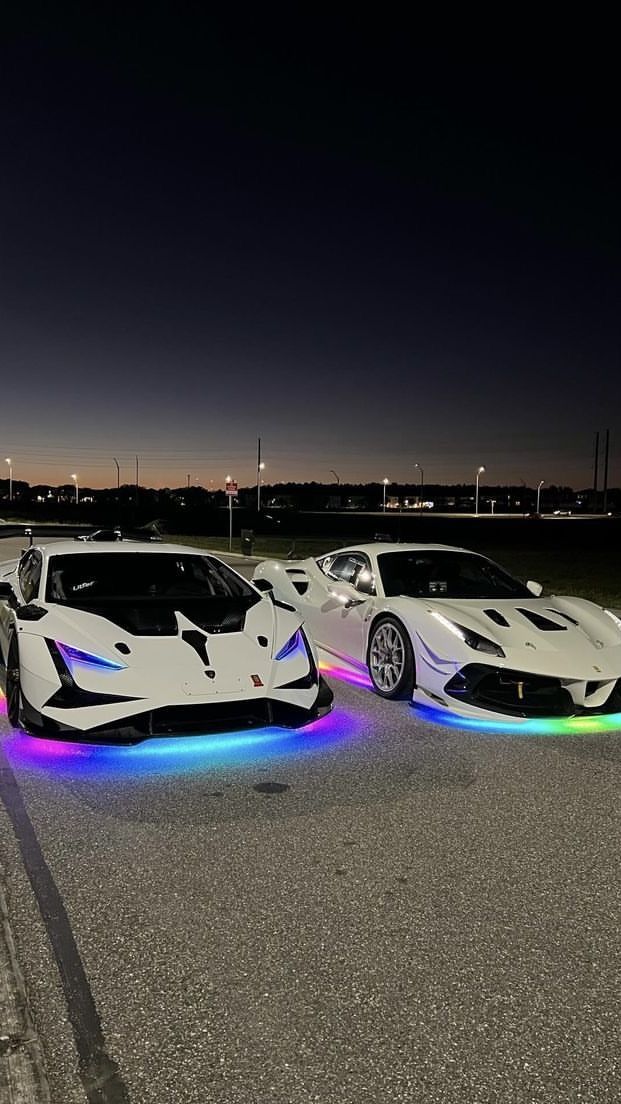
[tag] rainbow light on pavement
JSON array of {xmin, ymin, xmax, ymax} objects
[
  {"xmin": 0, "ymin": 699, "xmax": 360, "ymax": 778},
  {"xmin": 413, "ymin": 702, "xmax": 621, "ymax": 737},
  {"xmin": 318, "ymin": 659, "xmax": 373, "ymax": 691}
]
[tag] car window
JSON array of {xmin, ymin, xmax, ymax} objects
[
  {"xmin": 320, "ymin": 552, "xmax": 375, "ymax": 593},
  {"xmin": 18, "ymin": 550, "xmax": 43, "ymax": 604},
  {"xmin": 44, "ymin": 553, "xmax": 259, "ymax": 604},
  {"xmin": 377, "ymin": 551, "xmax": 531, "ymax": 599}
]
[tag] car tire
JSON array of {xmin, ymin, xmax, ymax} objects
[
  {"xmin": 367, "ymin": 616, "xmax": 415, "ymax": 700},
  {"xmin": 6, "ymin": 634, "xmax": 22, "ymax": 729}
]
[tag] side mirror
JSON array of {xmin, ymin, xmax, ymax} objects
[
  {"xmin": 0, "ymin": 581, "xmax": 18, "ymax": 608},
  {"xmin": 527, "ymin": 580, "xmax": 543, "ymax": 597},
  {"xmin": 329, "ymin": 588, "xmax": 364, "ymax": 610},
  {"xmin": 253, "ymin": 578, "xmax": 273, "ymax": 593}
]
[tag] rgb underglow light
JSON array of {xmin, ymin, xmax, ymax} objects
[
  {"xmin": 0, "ymin": 694, "xmax": 359, "ymax": 778},
  {"xmin": 413, "ymin": 702, "xmax": 621, "ymax": 737},
  {"xmin": 319, "ymin": 659, "xmax": 373, "ymax": 691},
  {"xmin": 0, "ymin": 689, "xmax": 6, "ymax": 717}
]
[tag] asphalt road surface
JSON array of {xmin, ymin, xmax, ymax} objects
[{"xmin": 1, "ymin": 539, "xmax": 621, "ymax": 1103}]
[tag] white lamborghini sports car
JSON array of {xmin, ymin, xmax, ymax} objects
[
  {"xmin": 0, "ymin": 542, "xmax": 332, "ymax": 743},
  {"xmin": 253, "ymin": 543, "xmax": 621, "ymax": 720}
]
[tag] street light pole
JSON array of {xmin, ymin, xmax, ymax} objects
[
  {"xmin": 5, "ymin": 458, "xmax": 12, "ymax": 501},
  {"xmin": 226, "ymin": 474, "xmax": 234, "ymax": 551},
  {"xmin": 382, "ymin": 477, "xmax": 390, "ymax": 512},
  {"xmin": 537, "ymin": 479, "xmax": 544, "ymax": 514},
  {"xmin": 113, "ymin": 457, "xmax": 120, "ymax": 489},
  {"xmin": 71, "ymin": 473, "xmax": 79, "ymax": 505},
  {"xmin": 330, "ymin": 470, "xmax": 340, "ymax": 485},
  {"xmin": 475, "ymin": 466, "xmax": 485, "ymax": 516},
  {"xmin": 256, "ymin": 437, "xmax": 266, "ymax": 512},
  {"xmin": 414, "ymin": 462, "xmax": 424, "ymax": 505}
]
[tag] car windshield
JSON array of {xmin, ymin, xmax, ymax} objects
[
  {"xmin": 45, "ymin": 553, "xmax": 257, "ymax": 604},
  {"xmin": 377, "ymin": 550, "xmax": 532, "ymax": 600}
]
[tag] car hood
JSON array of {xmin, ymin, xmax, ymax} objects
[
  {"xmin": 390, "ymin": 595, "xmax": 621, "ymax": 679},
  {"xmin": 21, "ymin": 595, "xmax": 302, "ymax": 661}
]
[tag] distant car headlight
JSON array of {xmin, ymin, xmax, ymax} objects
[
  {"xmin": 56, "ymin": 642, "xmax": 127, "ymax": 669},
  {"xmin": 275, "ymin": 629, "xmax": 304, "ymax": 661},
  {"xmin": 430, "ymin": 611, "xmax": 505, "ymax": 657},
  {"xmin": 604, "ymin": 609, "xmax": 621, "ymax": 633}
]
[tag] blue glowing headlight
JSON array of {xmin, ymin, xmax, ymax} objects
[
  {"xmin": 275, "ymin": 629, "xmax": 303, "ymax": 661},
  {"xmin": 55, "ymin": 642, "xmax": 126, "ymax": 670}
]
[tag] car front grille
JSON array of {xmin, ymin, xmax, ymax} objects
[{"xmin": 445, "ymin": 664, "xmax": 574, "ymax": 717}]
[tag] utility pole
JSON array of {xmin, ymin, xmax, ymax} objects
[
  {"xmin": 135, "ymin": 455, "xmax": 139, "ymax": 505},
  {"xmin": 187, "ymin": 473, "xmax": 191, "ymax": 489},
  {"xmin": 603, "ymin": 428, "xmax": 610, "ymax": 515},
  {"xmin": 257, "ymin": 436, "xmax": 262, "ymax": 511},
  {"xmin": 593, "ymin": 431, "xmax": 599, "ymax": 512}
]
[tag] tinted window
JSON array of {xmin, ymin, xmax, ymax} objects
[
  {"xmin": 377, "ymin": 551, "xmax": 531, "ymax": 600},
  {"xmin": 320, "ymin": 553, "xmax": 370, "ymax": 585},
  {"xmin": 45, "ymin": 553, "xmax": 257, "ymax": 604},
  {"xmin": 18, "ymin": 550, "xmax": 43, "ymax": 604}
]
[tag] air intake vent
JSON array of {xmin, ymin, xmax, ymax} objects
[
  {"xmin": 517, "ymin": 609, "xmax": 567, "ymax": 631},
  {"xmin": 548, "ymin": 609, "xmax": 579, "ymax": 626},
  {"xmin": 484, "ymin": 609, "xmax": 510, "ymax": 627}
]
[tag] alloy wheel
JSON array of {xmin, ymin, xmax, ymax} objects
[{"xmin": 369, "ymin": 622, "xmax": 407, "ymax": 693}]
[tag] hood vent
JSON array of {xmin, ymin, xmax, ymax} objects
[
  {"xmin": 484, "ymin": 609, "xmax": 510, "ymax": 627},
  {"xmin": 548, "ymin": 608, "xmax": 579, "ymax": 626},
  {"xmin": 181, "ymin": 630, "xmax": 211, "ymax": 665},
  {"xmin": 517, "ymin": 608, "xmax": 567, "ymax": 632}
]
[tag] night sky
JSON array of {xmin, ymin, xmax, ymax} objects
[{"xmin": 1, "ymin": 11, "xmax": 618, "ymax": 490}]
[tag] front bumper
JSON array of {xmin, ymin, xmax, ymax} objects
[
  {"xmin": 20, "ymin": 675, "xmax": 333, "ymax": 744},
  {"xmin": 443, "ymin": 663, "xmax": 621, "ymax": 718}
]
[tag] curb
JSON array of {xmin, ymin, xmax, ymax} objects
[{"xmin": 0, "ymin": 876, "xmax": 51, "ymax": 1103}]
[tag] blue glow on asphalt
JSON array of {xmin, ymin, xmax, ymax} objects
[
  {"xmin": 0, "ymin": 699, "xmax": 360, "ymax": 778},
  {"xmin": 412, "ymin": 702, "xmax": 621, "ymax": 736}
]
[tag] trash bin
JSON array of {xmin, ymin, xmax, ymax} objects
[{"xmin": 241, "ymin": 528, "xmax": 255, "ymax": 556}]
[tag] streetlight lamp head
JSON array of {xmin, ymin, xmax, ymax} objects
[
  {"xmin": 478, "ymin": 466, "xmax": 485, "ymax": 475},
  {"xmin": 71, "ymin": 473, "xmax": 77, "ymax": 480},
  {"xmin": 5, "ymin": 458, "xmax": 10, "ymax": 464},
  {"xmin": 383, "ymin": 477, "xmax": 390, "ymax": 485}
]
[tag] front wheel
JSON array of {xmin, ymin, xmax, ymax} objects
[
  {"xmin": 367, "ymin": 616, "xmax": 415, "ymax": 700},
  {"xmin": 6, "ymin": 636, "xmax": 22, "ymax": 728}
]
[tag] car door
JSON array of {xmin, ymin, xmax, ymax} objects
[
  {"xmin": 0, "ymin": 549, "xmax": 41, "ymax": 661},
  {"xmin": 307, "ymin": 552, "xmax": 376, "ymax": 663}
]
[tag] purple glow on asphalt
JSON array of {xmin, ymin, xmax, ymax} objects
[
  {"xmin": 319, "ymin": 659, "xmax": 373, "ymax": 691},
  {"xmin": 0, "ymin": 703, "xmax": 360, "ymax": 778}
]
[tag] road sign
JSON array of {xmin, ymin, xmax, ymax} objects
[{"xmin": 225, "ymin": 480, "xmax": 238, "ymax": 496}]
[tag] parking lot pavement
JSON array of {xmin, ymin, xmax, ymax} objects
[
  {"xmin": 2, "ymin": 667, "xmax": 621, "ymax": 1104},
  {"xmin": 0, "ymin": 879, "xmax": 51, "ymax": 1102},
  {"xmin": 2, "ymin": 533, "xmax": 621, "ymax": 1102}
]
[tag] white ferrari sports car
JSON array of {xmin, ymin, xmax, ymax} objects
[
  {"xmin": 253, "ymin": 543, "xmax": 621, "ymax": 720},
  {"xmin": 0, "ymin": 542, "xmax": 332, "ymax": 742}
]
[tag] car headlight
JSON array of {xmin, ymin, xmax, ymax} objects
[
  {"xmin": 55, "ymin": 642, "xmax": 127, "ymax": 669},
  {"xmin": 275, "ymin": 629, "xmax": 303, "ymax": 661},
  {"xmin": 430, "ymin": 611, "xmax": 505, "ymax": 657},
  {"xmin": 604, "ymin": 609, "xmax": 621, "ymax": 633}
]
